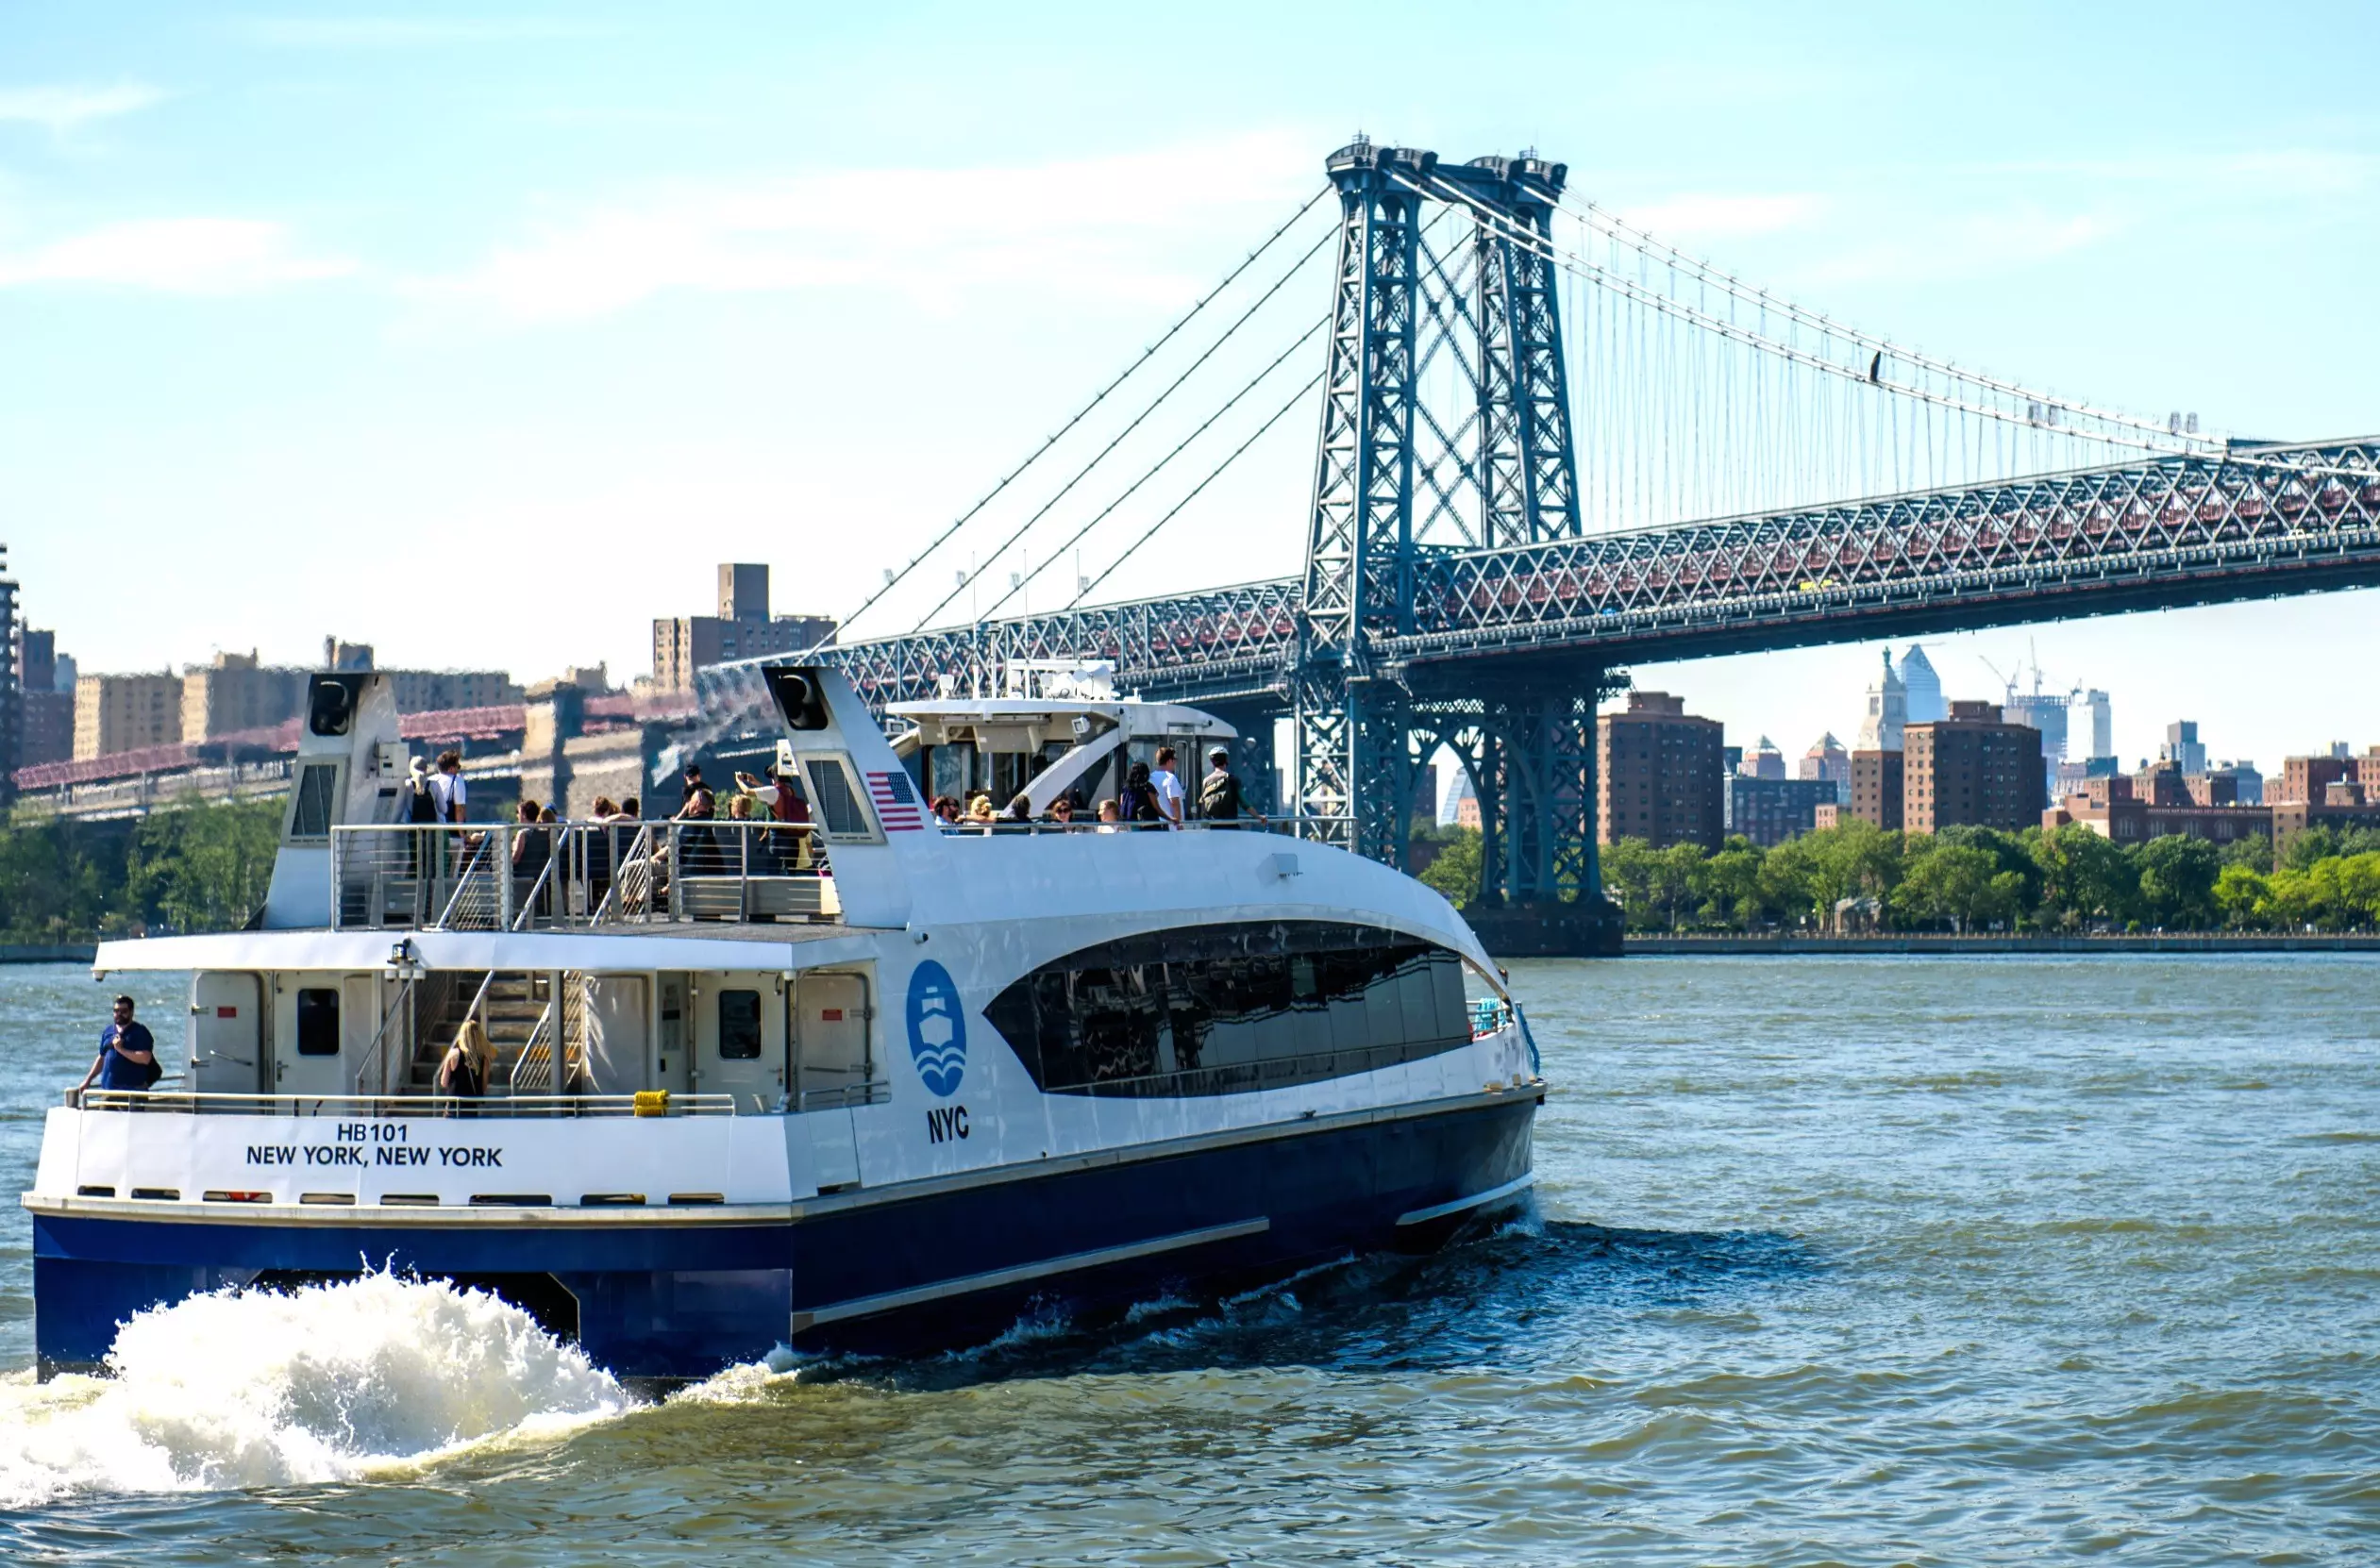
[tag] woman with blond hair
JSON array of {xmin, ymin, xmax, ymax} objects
[{"xmin": 437, "ymin": 1017, "xmax": 494, "ymax": 1105}]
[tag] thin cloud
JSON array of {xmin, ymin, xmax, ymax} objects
[
  {"xmin": 411, "ymin": 132, "xmax": 1320, "ymax": 325},
  {"xmin": 0, "ymin": 217, "xmax": 354, "ymax": 292},
  {"xmin": 239, "ymin": 16, "xmax": 616, "ymax": 47},
  {"xmin": 1799, "ymin": 207, "xmax": 2125, "ymax": 288},
  {"xmin": 0, "ymin": 83, "xmax": 164, "ymax": 133}
]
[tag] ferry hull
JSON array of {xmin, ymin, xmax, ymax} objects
[{"xmin": 33, "ymin": 1097, "xmax": 1535, "ymax": 1379}]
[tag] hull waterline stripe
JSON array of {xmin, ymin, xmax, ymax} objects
[
  {"xmin": 1395, "ymin": 1172, "xmax": 1535, "ymax": 1228},
  {"xmin": 788, "ymin": 1216, "xmax": 1270, "ymax": 1332}
]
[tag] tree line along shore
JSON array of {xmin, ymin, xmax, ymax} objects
[{"xmin": 1417, "ymin": 819, "xmax": 2380, "ymax": 936}]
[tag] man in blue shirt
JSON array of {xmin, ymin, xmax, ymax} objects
[{"xmin": 76, "ymin": 995, "xmax": 159, "ymax": 1094}]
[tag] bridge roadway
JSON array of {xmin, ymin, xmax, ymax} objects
[{"xmin": 825, "ymin": 438, "xmax": 2380, "ymax": 708}]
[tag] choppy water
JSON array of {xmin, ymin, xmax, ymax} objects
[{"xmin": 1, "ymin": 956, "xmax": 2373, "ymax": 1563}]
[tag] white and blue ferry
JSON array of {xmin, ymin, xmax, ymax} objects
[{"xmin": 25, "ymin": 666, "xmax": 1542, "ymax": 1378}]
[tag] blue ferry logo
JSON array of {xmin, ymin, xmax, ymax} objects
[{"xmin": 906, "ymin": 959, "xmax": 966, "ymax": 1097}]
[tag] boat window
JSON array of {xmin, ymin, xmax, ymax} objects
[
  {"xmin": 717, "ymin": 990, "xmax": 763, "ymax": 1059},
  {"xmin": 981, "ymin": 921, "xmax": 1470, "ymax": 1097},
  {"xmin": 289, "ymin": 764, "xmax": 340, "ymax": 841},
  {"xmin": 801, "ymin": 756, "xmax": 872, "ymax": 840},
  {"xmin": 295, "ymin": 988, "xmax": 341, "ymax": 1056}
]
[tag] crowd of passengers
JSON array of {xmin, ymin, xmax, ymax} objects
[{"xmin": 930, "ymin": 746, "xmax": 1262, "ymax": 833}]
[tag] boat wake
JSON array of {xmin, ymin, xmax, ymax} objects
[{"xmin": 0, "ymin": 1274, "xmax": 633, "ymax": 1507}]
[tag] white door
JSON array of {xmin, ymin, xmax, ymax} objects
[
  {"xmin": 191, "ymin": 973, "xmax": 262, "ymax": 1093},
  {"xmin": 696, "ymin": 973, "xmax": 785, "ymax": 1111},
  {"xmin": 794, "ymin": 972, "xmax": 873, "ymax": 1109},
  {"xmin": 582, "ymin": 976, "xmax": 649, "ymax": 1094},
  {"xmin": 276, "ymin": 977, "xmax": 352, "ymax": 1098}
]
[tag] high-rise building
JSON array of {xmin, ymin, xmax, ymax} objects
[
  {"xmin": 2076, "ymin": 690, "xmax": 2112, "ymax": 762},
  {"xmin": 1848, "ymin": 749, "xmax": 1904, "ymax": 829},
  {"xmin": 1855, "ymin": 650, "xmax": 1905, "ymax": 752},
  {"xmin": 2002, "ymin": 690, "xmax": 2070, "ymax": 800},
  {"xmin": 1597, "ymin": 692, "xmax": 1725, "ymax": 850},
  {"xmin": 1904, "ymin": 700, "xmax": 2047, "ymax": 833},
  {"xmin": 1740, "ymin": 736, "xmax": 1786, "ymax": 780},
  {"xmin": 652, "ymin": 562, "xmax": 839, "ymax": 691},
  {"xmin": 74, "ymin": 672, "xmax": 184, "ymax": 759},
  {"xmin": 1900, "ymin": 643, "xmax": 1945, "ymax": 726},
  {"xmin": 181, "ymin": 650, "xmax": 309, "ymax": 741},
  {"xmin": 2206, "ymin": 760, "xmax": 2262, "ymax": 806},
  {"xmin": 2161, "ymin": 721, "xmax": 2208, "ymax": 776},
  {"xmin": 1800, "ymin": 732, "xmax": 1850, "ymax": 796},
  {"xmin": 13, "ymin": 627, "xmax": 70, "ymax": 767}
]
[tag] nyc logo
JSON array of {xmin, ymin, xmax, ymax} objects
[{"xmin": 905, "ymin": 959, "xmax": 967, "ymax": 1097}]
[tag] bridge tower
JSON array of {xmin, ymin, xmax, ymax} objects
[{"xmin": 1293, "ymin": 141, "xmax": 1617, "ymax": 932}]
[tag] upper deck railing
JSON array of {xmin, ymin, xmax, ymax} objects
[{"xmin": 330, "ymin": 812, "xmax": 1354, "ymax": 931}]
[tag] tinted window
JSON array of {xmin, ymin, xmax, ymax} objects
[
  {"xmin": 290, "ymin": 764, "xmax": 339, "ymax": 840},
  {"xmin": 982, "ymin": 922, "xmax": 1470, "ymax": 1097},
  {"xmin": 801, "ymin": 758, "xmax": 869, "ymax": 839},
  {"xmin": 717, "ymin": 990, "xmax": 763, "ymax": 1059},
  {"xmin": 296, "ymin": 988, "xmax": 340, "ymax": 1056}
]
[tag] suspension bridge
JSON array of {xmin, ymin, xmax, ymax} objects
[{"xmin": 696, "ymin": 139, "xmax": 2380, "ymax": 944}]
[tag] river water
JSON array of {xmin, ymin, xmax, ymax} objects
[{"xmin": 0, "ymin": 956, "xmax": 2372, "ymax": 1563}]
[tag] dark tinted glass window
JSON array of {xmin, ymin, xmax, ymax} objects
[
  {"xmin": 982, "ymin": 921, "xmax": 1470, "ymax": 1097},
  {"xmin": 718, "ymin": 990, "xmax": 763, "ymax": 1059},
  {"xmin": 802, "ymin": 758, "xmax": 869, "ymax": 839},
  {"xmin": 296, "ymin": 988, "xmax": 341, "ymax": 1056},
  {"xmin": 291, "ymin": 764, "xmax": 339, "ymax": 840}
]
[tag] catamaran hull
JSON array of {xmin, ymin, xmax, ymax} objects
[{"xmin": 32, "ymin": 1096, "xmax": 1535, "ymax": 1378}]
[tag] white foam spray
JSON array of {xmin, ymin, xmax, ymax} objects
[{"xmin": 0, "ymin": 1275, "xmax": 633, "ymax": 1507}]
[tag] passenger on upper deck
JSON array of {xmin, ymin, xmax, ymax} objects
[
  {"xmin": 75, "ymin": 995, "xmax": 159, "ymax": 1095},
  {"xmin": 930, "ymin": 794, "xmax": 963, "ymax": 826},
  {"xmin": 1151, "ymin": 747, "xmax": 1186, "ymax": 829},
  {"xmin": 429, "ymin": 750, "xmax": 467, "ymax": 823},
  {"xmin": 1124, "ymin": 762, "xmax": 1165, "ymax": 827},
  {"xmin": 1198, "ymin": 748, "xmax": 1259, "ymax": 827},
  {"xmin": 1042, "ymin": 795, "xmax": 1077, "ymax": 831},
  {"xmin": 1096, "ymin": 798, "xmax": 1122, "ymax": 833}
]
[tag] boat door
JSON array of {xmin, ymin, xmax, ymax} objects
[
  {"xmin": 695, "ymin": 972, "xmax": 786, "ymax": 1111},
  {"xmin": 275, "ymin": 976, "xmax": 363, "ymax": 1098},
  {"xmin": 191, "ymin": 972, "xmax": 263, "ymax": 1093},
  {"xmin": 794, "ymin": 972, "xmax": 873, "ymax": 1108},
  {"xmin": 795, "ymin": 972, "xmax": 871, "ymax": 1191},
  {"xmin": 581, "ymin": 976, "xmax": 649, "ymax": 1094}
]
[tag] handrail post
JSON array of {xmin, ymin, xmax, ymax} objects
[
  {"xmin": 668, "ymin": 824, "xmax": 683, "ymax": 922},
  {"xmin": 497, "ymin": 825, "xmax": 515, "ymax": 930}
]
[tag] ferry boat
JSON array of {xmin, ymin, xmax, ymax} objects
[{"xmin": 25, "ymin": 666, "xmax": 1543, "ymax": 1379}]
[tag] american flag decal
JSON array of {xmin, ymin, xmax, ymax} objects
[{"xmin": 865, "ymin": 771, "xmax": 924, "ymax": 831}]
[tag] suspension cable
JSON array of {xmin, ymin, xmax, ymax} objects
[
  {"xmin": 908, "ymin": 222, "xmax": 1338, "ymax": 633},
  {"xmin": 1066, "ymin": 370, "xmax": 1325, "ymax": 609},
  {"xmin": 825, "ymin": 182, "xmax": 1332, "ymax": 642},
  {"xmin": 1558, "ymin": 195, "xmax": 2208, "ymax": 447},
  {"xmin": 1404, "ymin": 170, "xmax": 2207, "ymax": 463},
  {"xmin": 975, "ymin": 317, "xmax": 1326, "ymax": 622}
]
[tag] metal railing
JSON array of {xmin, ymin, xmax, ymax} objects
[
  {"xmin": 331, "ymin": 820, "xmax": 836, "ymax": 931},
  {"xmin": 72, "ymin": 1088, "xmax": 741, "ymax": 1118},
  {"xmin": 928, "ymin": 811, "xmax": 1348, "ymax": 838}
]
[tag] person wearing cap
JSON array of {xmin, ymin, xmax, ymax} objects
[{"xmin": 1198, "ymin": 748, "xmax": 1259, "ymax": 827}]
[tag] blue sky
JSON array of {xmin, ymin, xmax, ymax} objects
[{"xmin": 4, "ymin": 1, "xmax": 2376, "ymax": 771}]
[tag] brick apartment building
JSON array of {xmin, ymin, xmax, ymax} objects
[
  {"xmin": 1903, "ymin": 700, "xmax": 2046, "ymax": 833},
  {"xmin": 652, "ymin": 563, "xmax": 838, "ymax": 692},
  {"xmin": 2046, "ymin": 760, "xmax": 2272, "ymax": 846},
  {"xmin": 1846, "ymin": 749, "xmax": 1904, "ymax": 829},
  {"xmin": 1597, "ymin": 691, "xmax": 1724, "ymax": 850}
]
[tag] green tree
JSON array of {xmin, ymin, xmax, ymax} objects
[
  {"xmin": 2032, "ymin": 822, "xmax": 2135, "ymax": 929},
  {"xmin": 2213, "ymin": 863, "xmax": 2270, "ymax": 929},
  {"xmin": 1756, "ymin": 832, "xmax": 1823, "ymax": 928},
  {"xmin": 1416, "ymin": 826, "xmax": 1482, "ymax": 909},
  {"xmin": 1692, "ymin": 837, "xmax": 1765, "ymax": 929},
  {"xmin": 1598, "ymin": 836, "xmax": 1660, "ymax": 931},
  {"xmin": 126, "ymin": 797, "xmax": 282, "ymax": 933},
  {"xmin": 2134, "ymin": 834, "xmax": 2221, "ymax": 930},
  {"xmin": 2220, "ymin": 835, "xmax": 2274, "ymax": 875},
  {"xmin": 1894, "ymin": 842, "xmax": 2022, "ymax": 931},
  {"xmin": 1649, "ymin": 842, "xmax": 1706, "ymax": 931}
]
